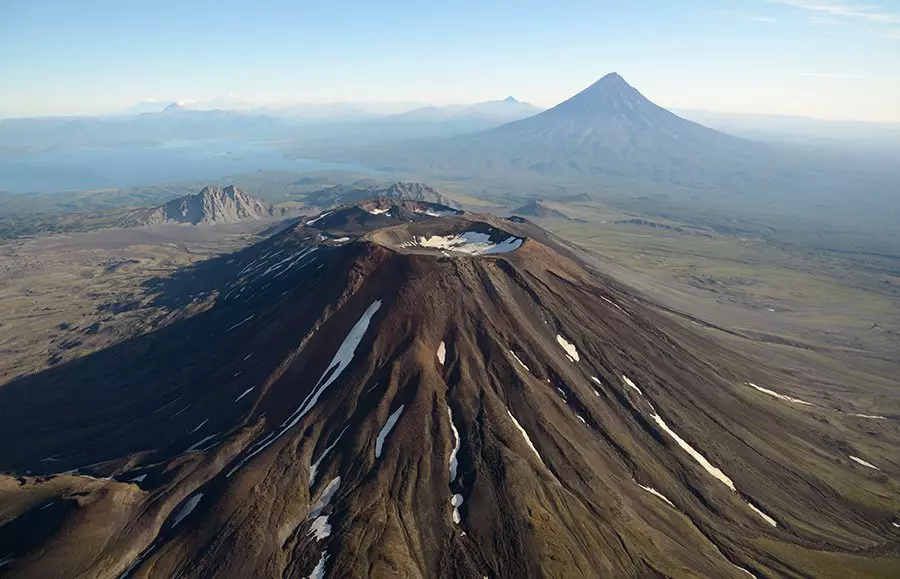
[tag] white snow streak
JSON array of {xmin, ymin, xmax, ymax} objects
[
  {"xmin": 506, "ymin": 408, "xmax": 543, "ymax": 465},
  {"xmin": 849, "ymin": 455, "xmax": 880, "ymax": 470},
  {"xmin": 186, "ymin": 419, "xmax": 208, "ymax": 435},
  {"xmin": 747, "ymin": 502, "xmax": 777, "ymax": 527},
  {"xmin": 227, "ymin": 300, "xmax": 382, "ymax": 478},
  {"xmin": 310, "ymin": 426, "xmax": 349, "ymax": 487},
  {"xmin": 308, "ymin": 516, "xmax": 331, "ymax": 540},
  {"xmin": 332, "ymin": 237, "xmax": 350, "ymax": 243},
  {"xmin": 0, "ymin": 555, "xmax": 13, "ymax": 568},
  {"xmin": 850, "ymin": 413, "xmax": 886, "ymax": 420},
  {"xmin": 437, "ymin": 341, "xmax": 446, "ymax": 365},
  {"xmin": 185, "ymin": 433, "xmax": 219, "ymax": 453},
  {"xmin": 600, "ymin": 295, "xmax": 628, "ymax": 315},
  {"xmin": 285, "ymin": 300, "xmax": 383, "ymax": 430},
  {"xmin": 650, "ymin": 413, "xmax": 736, "ymax": 491},
  {"xmin": 509, "ymin": 350, "xmax": 530, "ymax": 372},
  {"xmin": 367, "ymin": 207, "xmax": 389, "ymax": 215},
  {"xmin": 375, "ymin": 405, "xmax": 405, "ymax": 458},
  {"xmin": 308, "ymin": 551, "xmax": 328, "ymax": 579},
  {"xmin": 622, "ymin": 375, "xmax": 644, "ymax": 396},
  {"xmin": 129, "ymin": 474, "xmax": 147, "ymax": 483},
  {"xmin": 172, "ymin": 493, "xmax": 203, "ymax": 528},
  {"xmin": 414, "ymin": 208, "xmax": 459, "ymax": 217},
  {"xmin": 576, "ymin": 415, "xmax": 587, "ymax": 424},
  {"xmin": 746, "ymin": 382, "xmax": 813, "ymax": 406},
  {"xmin": 638, "ymin": 484, "xmax": 675, "ymax": 507},
  {"xmin": 234, "ymin": 387, "xmax": 255, "ymax": 402},
  {"xmin": 226, "ymin": 315, "xmax": 254, "ymax": 332},
  {"xmin": 555, "ymin": 334, "xmax": 580, "ymax": 362},
  {"xmin": 448, "ymin": 406, "xmax": 461, "ymax": 483},
  {"xmin": 305, "ymin": 211, "xmax": 332, "ymax": 226},
  {"xmin": 310, "ymin": 477, "xmax": 341, "ymax": 518}
]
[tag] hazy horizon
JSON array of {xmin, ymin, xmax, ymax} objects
[{"xmin": 2, "ymin": 0, "xmax": 899, "ymax": 122}]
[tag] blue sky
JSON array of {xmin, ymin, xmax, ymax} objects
[{"xmin": 1, "ymin": 0, "xmax": 898, "ymax": 121}]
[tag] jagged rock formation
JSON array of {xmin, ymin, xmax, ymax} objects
[
  {"xmin": 119, "ymin": 185, "xmax": 273, "ymax": 226},
  {"xmin": 305, "ymin": 182, "xmax": 461, "ymax": 209},
  {"xmin": 0, "ymin": 199, "xmax": 897, "ymax": 578}
]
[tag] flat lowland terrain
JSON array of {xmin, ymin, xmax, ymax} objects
[
  {"xmin": 0, "ymin": 220, "xmax": 292, "ymax": 384},
  {"xmin": 537, "ymin": 200, "xmax": 900, "ymax": 415}
]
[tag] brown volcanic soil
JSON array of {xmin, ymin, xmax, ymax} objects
[{"xmin": 0, "ymin": 200, "xmax": 897, "ymax": 578}]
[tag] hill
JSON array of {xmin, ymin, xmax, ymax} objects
[
  {"xmin": 0, "ymin": 200, "xmax": 896, "ymax": 578},
  {"xmin": 512, "ymin": 199, "xmax": 573, "ymax": 220},
  {"xmin": 119, "ymin": 185, "xmax": 273, "ymax": 226},
  {"xmin": 305, "ymin": 181, "xmax": 462, "ymax": 209}
]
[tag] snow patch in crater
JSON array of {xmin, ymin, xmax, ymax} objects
[{"xmin": 412, "ymin": 231, "xmax": 523, "ymax": 255}]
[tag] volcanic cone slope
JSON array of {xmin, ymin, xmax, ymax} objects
[{"xmin": 0, "ymin": 199, "xmax": 897, "ymax": 578}]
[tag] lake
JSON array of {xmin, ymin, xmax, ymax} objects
[{"xmin": 0, "ymin": 140, "xmax": 378, "ymax": 193}]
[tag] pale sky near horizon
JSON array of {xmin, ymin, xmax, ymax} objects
[{"xmin": 1, "ymin": 0, "xmax": 899, "ymax": 121}]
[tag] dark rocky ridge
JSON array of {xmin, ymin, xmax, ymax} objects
[{"xmin": 0, "ymin": 199, "xmax": 896, "ymax": 578}]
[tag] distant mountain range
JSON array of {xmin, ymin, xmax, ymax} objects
[
  {"xmin": 386, "ymin": 97, "xmax": 542, "ymax": 128},
  {"xmin": 119, "ymin": 185, "xmax": 274, "ymax": 226}
]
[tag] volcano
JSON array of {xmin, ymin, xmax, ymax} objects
[{"xmin": 0, "ymin": 199, "xmax": 897, "ymax": 578}]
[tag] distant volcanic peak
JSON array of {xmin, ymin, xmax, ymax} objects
[{"xmin": 502, "ymin": 96, "xmax": 520, "ymax": 104}]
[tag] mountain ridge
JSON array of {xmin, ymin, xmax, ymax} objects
[{"xmin": 119, "ymin": 185, "xmax": 273, "ymax": 226}]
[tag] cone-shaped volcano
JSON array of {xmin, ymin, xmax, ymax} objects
[{"xmin": 0, "ymin": 199, "xmax": 896, "ymax": 578}]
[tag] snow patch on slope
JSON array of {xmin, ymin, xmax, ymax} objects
[
  {"xmin": 310, "ymin": 426, "xmax": 349, "ymax": 487},
  {"xmin": 506, "ymin": 408, "xmax": 544, "ymax": 465},
  {"xmin": 310, "ymin": 477, "xmax": 341, "ymax": 518},
  {"xmin": 650, "ymin": 413, "xmax": 736, "ymax": 491},
  {"xmin": 227, "ymin": 300, "xmax": 382, "ymax": 478},
  {"xmin": 509, "ymin": 350, "xmax": 530, "ymax": 372},
  {"xmin": 638, "ymin": 484, "xmax": 675, "ymax": 507},
  {"xmin": 746, "ymin": 382, "xmax": 813, "ymax": 406},
  {"xmin": 308, "ymin": 516, "xmax": 331, "ymax": 540},
  {"xmin": 172, "ymin": 493, "xmax": 203, "ymax": 528},
  {"xmin": 622, "ymin": 375, "xmax": 643, "ymax": 396},
  {"xmin": 747, "ymin": 502, "xmax": 777, "ymax": 527},
  {"xmin": 556, "ymin": 335, "xmax": 579, "ymax": 362},
  {"xmin": 451, "ymin": 493, "xmax": 464, "ymax": 524},
  {"xmin": 305, "ymin": 211, "xmax": 332, "ymax": 226},
  {"xmin": 448, "ymin": 406, "xmax": 461, "ymax": 483},
  {"xmin": 308, "ymin": 551, "xmax": 329, "ymax": 579},
  {"xmin": 849, "ymin": 455, "xmax": 879, "ymax": 470},
  {"xmin": 437, "ymin": 341, "xmax": 446, "ymax": 365},
  {"xmin": 375, "ymin": 405, "xmax": 405, "ymax": 458}
]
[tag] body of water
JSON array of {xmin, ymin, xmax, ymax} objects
[{"xmin": 0, "ymin": 140, "xmax": 377, "ymax": 193}]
